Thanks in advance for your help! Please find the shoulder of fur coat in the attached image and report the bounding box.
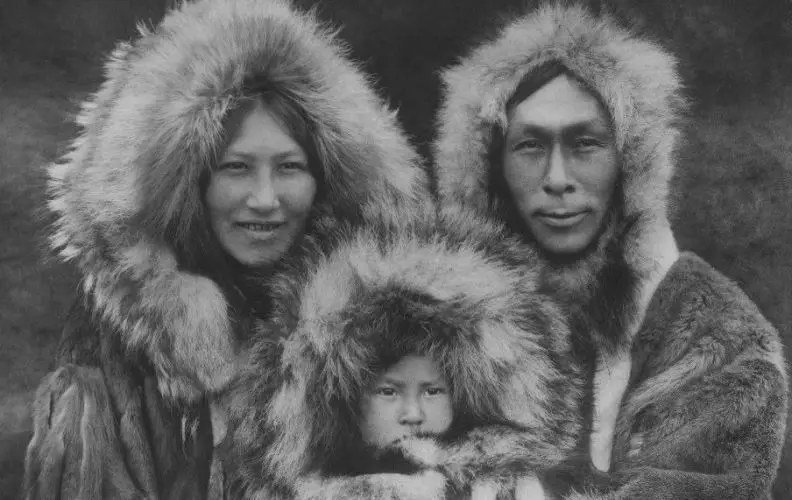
[582,252,787,500]
[223,208,584,499]
[47,0,431,402]
[553,253,787,500]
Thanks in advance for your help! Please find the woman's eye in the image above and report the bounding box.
[217,161,248,171]
[279,161,307,172]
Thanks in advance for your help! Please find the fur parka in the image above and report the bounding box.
[26,0,432,498]
[433,3,787,498]
[45,0,430,403]
[221,209,587,500]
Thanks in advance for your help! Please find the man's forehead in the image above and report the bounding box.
[505,75,609,133]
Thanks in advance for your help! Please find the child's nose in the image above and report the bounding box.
[399,397,425,425]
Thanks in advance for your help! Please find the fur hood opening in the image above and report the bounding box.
[433,2,687,349]
[47,0,431,401]
[231,210,583,492]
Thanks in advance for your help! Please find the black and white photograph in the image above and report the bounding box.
[1,0,791,498]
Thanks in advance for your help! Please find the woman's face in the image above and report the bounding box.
[205,100,317,268]
[502,75,618,256]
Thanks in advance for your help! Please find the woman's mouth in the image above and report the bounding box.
[237,221,285,233]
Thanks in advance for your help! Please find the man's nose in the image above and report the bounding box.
[399,397,425,426]
[246,169,280,210]
[542,145,575,195]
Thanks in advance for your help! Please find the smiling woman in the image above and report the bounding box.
[22,0,430,498]
[206,98,318,268]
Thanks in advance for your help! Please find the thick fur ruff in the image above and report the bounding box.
[224,209,584,499]
[433,2,686,349]
[46,0,430,402]
[557,254,788,499]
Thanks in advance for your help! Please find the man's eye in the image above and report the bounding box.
[514,139,543,152]
[575,137,604,149]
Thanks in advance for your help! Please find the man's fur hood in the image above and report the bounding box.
[225,210,583,499]
[433,2,686,351]
[46,0,430,401]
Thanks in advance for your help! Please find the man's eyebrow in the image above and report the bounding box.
[509,118,610,138]
[222,149,306,161]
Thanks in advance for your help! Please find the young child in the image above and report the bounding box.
[359,353,453,450]
[222,210,592,500]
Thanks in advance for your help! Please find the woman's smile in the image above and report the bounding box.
[205,100,317,268]
[237,221,286,235]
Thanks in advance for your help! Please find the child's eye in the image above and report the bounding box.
[376,387,397,397]
[424,386,447,397]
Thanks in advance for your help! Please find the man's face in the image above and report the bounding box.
[502,75,619,256]
[359,354,453,448]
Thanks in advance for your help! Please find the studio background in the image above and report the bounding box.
[1,0,790,497]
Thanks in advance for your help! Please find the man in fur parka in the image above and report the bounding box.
[220,209,592,500]
[23,0,431,498]
[432,3,788,499]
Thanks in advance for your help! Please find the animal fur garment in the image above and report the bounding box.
[432,3,787,498]
[221,208,587,500]
[44,0,430,403]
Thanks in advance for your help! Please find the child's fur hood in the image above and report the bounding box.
[227,210,583,498]
[47,0,430,401]
[434,2,687,350]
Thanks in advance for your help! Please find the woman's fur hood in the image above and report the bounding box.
[46,0,430,402]
[433,2,686,351]
[227,210,583,498]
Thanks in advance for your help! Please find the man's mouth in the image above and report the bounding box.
[535,210,588,228]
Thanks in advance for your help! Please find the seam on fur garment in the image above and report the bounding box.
[590,350,632,471]
[211,401,228,447]
[589,243,679,471]
[471,480,500,500]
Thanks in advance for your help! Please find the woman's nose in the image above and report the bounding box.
[246,169,280,210]
[542,145,575,195]
[399,397,425,426]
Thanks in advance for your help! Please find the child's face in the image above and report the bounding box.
[360,354,453,448]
